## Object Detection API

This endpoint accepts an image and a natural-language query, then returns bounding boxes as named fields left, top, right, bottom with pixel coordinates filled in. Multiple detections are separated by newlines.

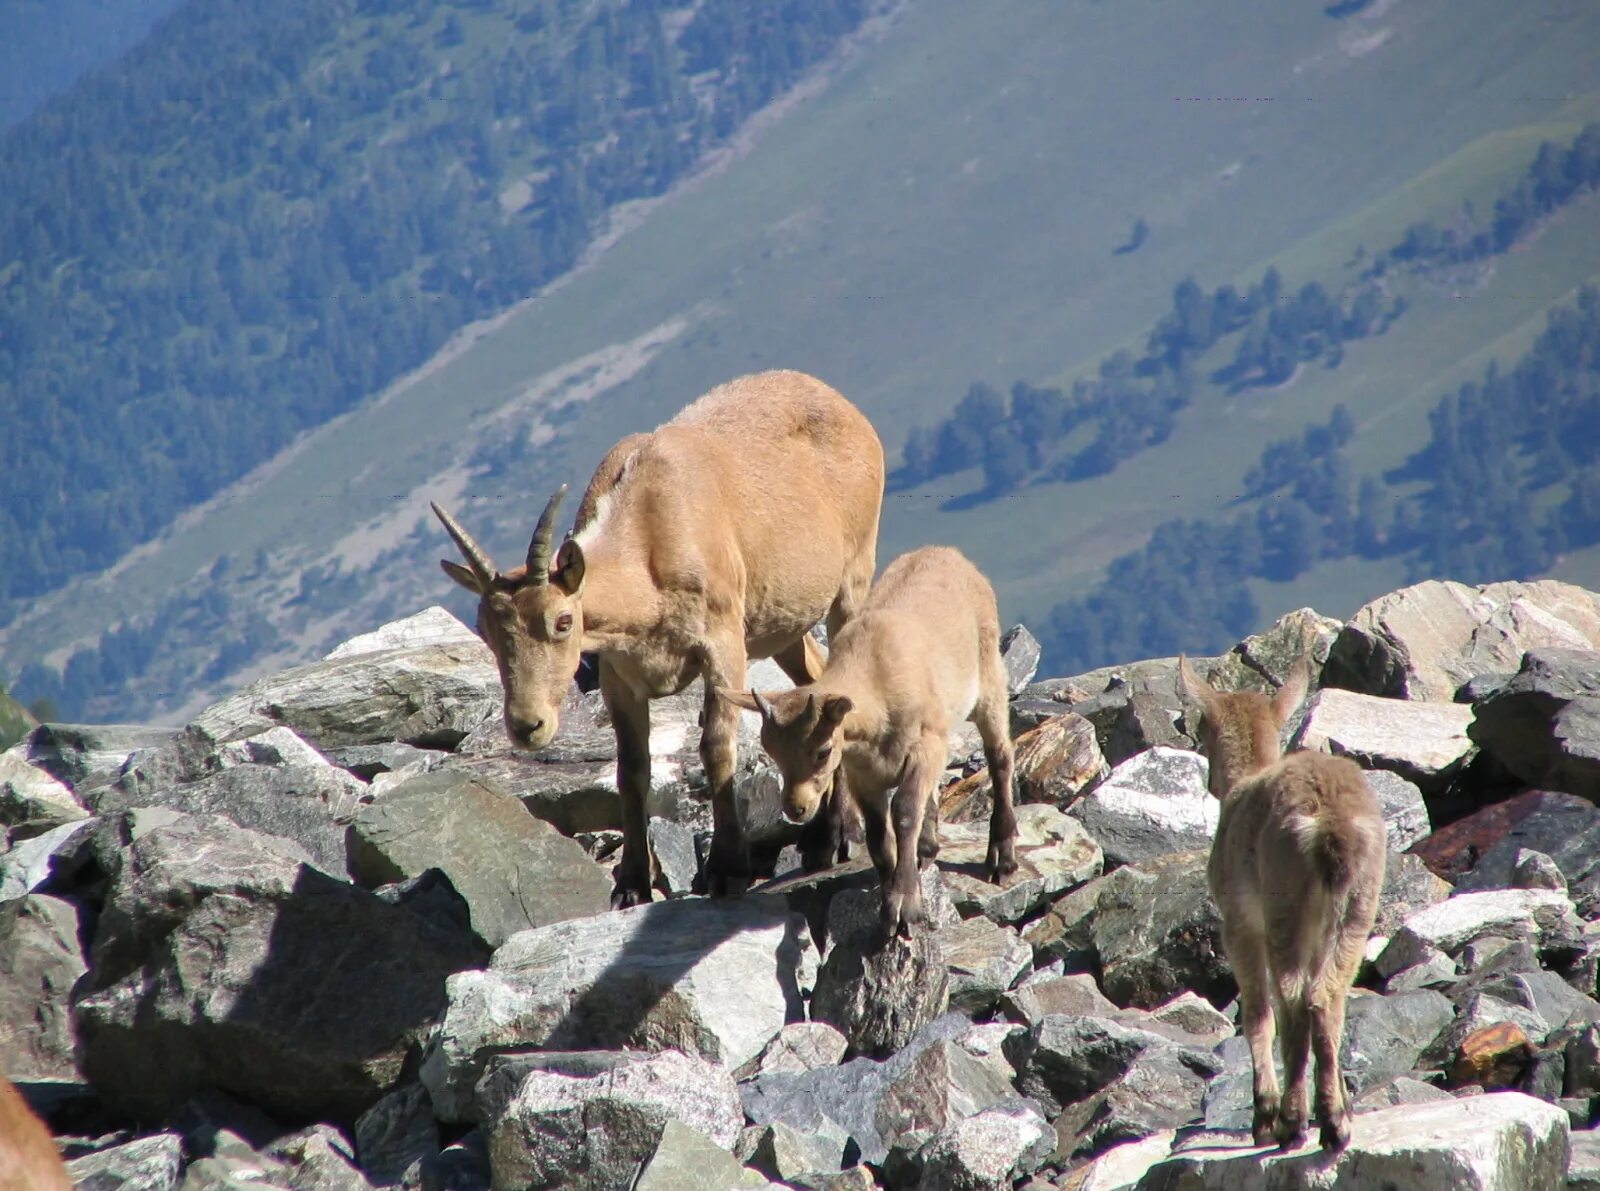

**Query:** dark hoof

left=1319, top=1117, right=1350, bottom=1152
left=986, top=841, right=1018, bottom=885
left=610, top=882, right=653, bottom=910
left=1251, top=1104, right=1279, bottom=1148
left=879, top=890, right=926, bottom=939
left=695, top=842, right=752, bottom=897
left=1275, top=1117, right=1307, bottom=1152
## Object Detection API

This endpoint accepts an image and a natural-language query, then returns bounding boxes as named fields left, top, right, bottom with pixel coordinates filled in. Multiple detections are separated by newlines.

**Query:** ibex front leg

left=601, top=660, right=655, bottom=909
left=882, top=735, right=939, bottom=938
left=697, top=638, right=751, bottom=897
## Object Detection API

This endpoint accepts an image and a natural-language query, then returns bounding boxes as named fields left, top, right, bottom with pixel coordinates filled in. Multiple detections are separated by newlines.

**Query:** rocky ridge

left=5, top=579, right=1600, bottom=1188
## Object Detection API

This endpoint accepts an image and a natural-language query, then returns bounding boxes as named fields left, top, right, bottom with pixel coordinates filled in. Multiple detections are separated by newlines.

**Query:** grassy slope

left=8, top=0, right=1600, bottom=709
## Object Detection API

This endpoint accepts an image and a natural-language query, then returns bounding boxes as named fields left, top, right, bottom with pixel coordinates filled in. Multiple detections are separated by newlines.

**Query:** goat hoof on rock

left=1318, top=1113, right=1351, bottom=1153
left=697, top=839, right=752, bottom=898
left=1274, top=1114, right=1307, bottom=1153
left=879, top=890, right=925, bottom=940
left=985, top=840, right=1017, bottom=885
left=611, top=880, right=653, bottom=911
left=1251, top=1098, right=1279, bottom=1148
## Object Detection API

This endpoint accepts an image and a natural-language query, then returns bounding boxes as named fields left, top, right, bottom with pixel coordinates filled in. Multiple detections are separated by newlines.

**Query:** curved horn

left=526, top=484, right=569, bottom=583
left=431, top=502, right=496, bottom=586
left=753, top=690, right=775, bottom=722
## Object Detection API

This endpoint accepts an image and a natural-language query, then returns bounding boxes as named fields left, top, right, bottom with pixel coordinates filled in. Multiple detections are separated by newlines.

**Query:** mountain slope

left=9, top=0, right=1600, bottom=720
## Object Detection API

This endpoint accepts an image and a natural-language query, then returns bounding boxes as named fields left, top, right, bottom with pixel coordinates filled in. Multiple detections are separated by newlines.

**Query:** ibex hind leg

left=972, top=662, right=1017, bottom=884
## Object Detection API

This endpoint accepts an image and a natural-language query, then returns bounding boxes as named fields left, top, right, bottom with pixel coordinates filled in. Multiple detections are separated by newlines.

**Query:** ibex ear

left=553, top=539, right=586, bottom=595
left=1176, top=655, right=1214, bottom=708
left=1272, top=656, right=1313, bottom=726
left=440, top=559, right=485, bottom=594
left=720, top=688, right=763, bottom=714
left=820, top=695, right=854, bottom=726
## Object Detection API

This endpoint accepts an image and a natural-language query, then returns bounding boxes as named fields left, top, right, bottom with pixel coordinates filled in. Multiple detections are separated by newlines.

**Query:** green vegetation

left=0, top=0, right=869, bottom=613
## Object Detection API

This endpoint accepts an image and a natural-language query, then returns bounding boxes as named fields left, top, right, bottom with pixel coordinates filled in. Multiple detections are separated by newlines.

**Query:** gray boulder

left=1133, top=1091, right=1569, bottom=1190
left=354, top=1084, right=439, bottom=1187
left=742, top=1118, right=852, bottom=1183
left=732, top=1022, right=849, bottom=1081
left=1323, top=578, right=1600, bottom=701
left=0, top=893, right=87, bottom=1080
left=1291, top=686, right=1475, bottom=793
left=941, top=915, right=1032, bottom=1016
left=0, top=751, right=88, bottom=841
left=637, top=1119, right=780, bottom=1191
left=1087, top=851, right=1230, bottom=1009
left=1339, top=989, right=1456, bottom=1095
left=1067, top=747, right=1215, bottom=869
left=1469, top=647, right=1600, bottom=800
left=1000, top=625, right=1043, bottom=695
left=1206, top=607, right=1343, bottom=696
left=67, top=1134, right=185, bottom=1191
left=1376, top=889, right=1585, bottom=980
left=811, top=895, right=949, bottom=1060
left=1366, top=769, right=1430, bottom=852
left=348, top=770, right=611, bottom=947
left=481, top=1049, right=742, bottom=1191
left=1374, top=851, right=1452, bottom=937
left=0, top=817, right=93, bottom=903
left=422, top=895, right=816, bottom=1120
left=915, top=1102, right=1054, bottom=1191
left=10, top=722, right=178, bottom=798
left=74, top=813, right=485, bottom=1122
left=1003, top=1013, right=1220, bottom=1120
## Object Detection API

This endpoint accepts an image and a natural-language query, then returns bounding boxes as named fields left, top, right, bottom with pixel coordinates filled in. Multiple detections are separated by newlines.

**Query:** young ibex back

left=726, top=547, right=1018, bottom=936
left=1, top=1073, right=70, bottom=1191
left=1178, top=656, right=1386, bottom=1152
left=434, top=370, right=883, bottom=906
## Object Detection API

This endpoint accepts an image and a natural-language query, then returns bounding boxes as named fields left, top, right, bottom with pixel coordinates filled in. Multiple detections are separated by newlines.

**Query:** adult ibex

left=0, top=1073, right=70, bottom=1191
left=434, top=370, right=883, bottom=906
left=1177, top=656, right=1386, bottom=1152
left=725, top=546, right=1017, bottom=936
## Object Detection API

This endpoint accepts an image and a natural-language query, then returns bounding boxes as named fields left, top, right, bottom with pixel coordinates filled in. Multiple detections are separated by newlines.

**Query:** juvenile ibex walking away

left=1, top=1073, right=70, bottom=1191
left=725, top=546, right=1018, bottom=937
left=434, top=371, right=883, bottom=907
left=1177, top=656, right=1386, bottom=1152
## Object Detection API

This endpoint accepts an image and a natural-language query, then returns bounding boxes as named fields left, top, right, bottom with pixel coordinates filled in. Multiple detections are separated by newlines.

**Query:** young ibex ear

left=553, top=539, right=587, bottom=596
left=1272, top=655, right=1313, bottom=727
left=820, top=695, right=854, bottom=726
left=720, top=689, right=775, bottom=721
left=1176, top=654, right=1216, bottom=714
left=440, top=559, right=486, bottom=594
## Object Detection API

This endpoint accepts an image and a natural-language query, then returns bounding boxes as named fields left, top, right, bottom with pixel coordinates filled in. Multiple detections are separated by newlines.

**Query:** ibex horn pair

left=432, top=485, right=567, bottom=586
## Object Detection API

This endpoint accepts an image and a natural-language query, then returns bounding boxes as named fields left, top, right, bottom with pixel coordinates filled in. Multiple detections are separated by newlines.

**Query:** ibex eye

left=555, top=612, right=574, bottom=634
left=815, top=745, right=832, bottom=763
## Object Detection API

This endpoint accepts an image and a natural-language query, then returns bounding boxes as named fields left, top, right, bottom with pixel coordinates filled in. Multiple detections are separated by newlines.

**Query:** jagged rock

left=1147, top=992, right=1234, bottom=1044
left=915, top=1102, right=1054, bottom=1191
left=1001, top=625, right=1043, bottom=695
left=1323, top=578, right=1600, bottom=702
left=1353, top=1075, right=1457, bottom=1110
left=742, top=1015, right=985, bottom=1167
left=1001, top=973, right=1120, bottom=1026
left=328, top=607, right=481, bottom=658
left=1338, top=989, right=1455, bottom=1095
left=733, top=1022, right=849, bottom=1081
left=354, top=1084, right=439, bottom=1187
left=348, top=770, right=611, bottom=947
left=94, top=759, right=366, bottom=877
left=1374, top=851, right=1452, bottom=937
left=1004, top=1013, right=1220, bottom=1121
left=877, top=1039, right=1027, bottom=1172
left=648, top=816, right=700, bottom=895
left=1067, top=747, right=1215, bottom=869
left=0, top=893, right=87, bottom=1080
left=637, top=1119, right=781, bottom=1190
left=1021, top=877, right=1105, bottom=974
left=941, top=714, right=1105, bottom=823
left=0, top=752, right=88, bottom=841
left=1513, top=848, right=1569, bottom=892
left=11, top=722, right=179, bottom=798
left=942, top=915, right=1032, bottom=1015
left=325, top=742, right=447, bottom=782
left=1383, top=944, right=1459, bottom=993
left=422, top=895, right=816, bottom=1120
left=1441, top=792, right=1600, bottom=918
left=1469, top=647, right=1600, bottom=800
left=74, top=813, right=485, bottom=1122
left=1450, top=967, right=1600, bottom=1039
left=1571, top=1129, right=1600, bottom=1190
left=1376, top=889, right=1585, bottom=979
left=1291, top=687, right=1475, bottom=792
left=743, top=1119, right=851, bottom=1184
left=1087, top=850, right=1230, bottom=1010
left=66, top=1134, right=185, bottom=1191
left=1366, top=769, right=1430, bottom=851
left=0, top=817, right=93, bottom=902
left=1450, top=1021, right=1535, bottom=1090
left=1065, top=1132, right=1179, bottom=1191
left=481, top=1049, right=742, bottom=1191
left=1065, top=660, right=1195, bottom=769
left=1134, top=1091, right=1569, bottom=1190
left=1056, top=1044, right=1216, bottom=1161
left=189, top=631, right=502, bottom=752
left=812, top=904, right=949, bottom=1059
left=107, top=723, right=332, bottom=801
left=1206, top=608, right=1343, bottom=696
left=939, top=804, right=1103, bottom=924
left=263, top=1124, right=375, bottom=1191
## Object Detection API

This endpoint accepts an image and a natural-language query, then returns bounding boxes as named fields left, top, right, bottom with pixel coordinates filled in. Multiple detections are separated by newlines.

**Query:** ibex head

left=434, top=487, right=585, bottom=750
left=1177, top=655, right=1310, bottom=797
left=722, top=687, right=853, bottom=824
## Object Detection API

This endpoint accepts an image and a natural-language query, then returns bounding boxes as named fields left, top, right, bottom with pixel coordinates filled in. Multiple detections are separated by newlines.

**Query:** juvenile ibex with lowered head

left=725, top=546, right=1018, bottom=936
left=1178, top=656, right=1386, bottom=1152
left=434, top=370, right=883, bottom=906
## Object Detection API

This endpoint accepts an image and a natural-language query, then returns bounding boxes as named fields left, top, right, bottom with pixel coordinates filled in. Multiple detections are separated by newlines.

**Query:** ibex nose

left=507, top=715, right=546, bottom=746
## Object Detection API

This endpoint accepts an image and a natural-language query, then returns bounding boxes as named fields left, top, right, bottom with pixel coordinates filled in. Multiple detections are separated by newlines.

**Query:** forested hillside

left=0, top=0, right=872, bottom=613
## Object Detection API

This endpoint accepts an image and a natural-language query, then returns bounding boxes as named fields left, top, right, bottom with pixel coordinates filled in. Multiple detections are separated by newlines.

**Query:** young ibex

left=1, top=1073, right=70, bottom=1191
left=1177, top=656, right=1386, bottom=1152
left=433, top=370, right=883, bottom=907
left=725, top=547, right=1018, bottom=936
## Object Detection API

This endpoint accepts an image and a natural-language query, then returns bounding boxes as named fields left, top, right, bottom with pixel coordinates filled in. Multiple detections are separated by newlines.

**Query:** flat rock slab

left=1377, top=889, right=1583, bottom=978
left=1323, top=578, right=1600, bottom=702
left=1067, top=747, right=1215, bottom=869
left=422, top=895, right=817, bottom=1120
left=1291, top=687, right=1475, bottom=791
left=939, top=804, right=1103, bottom=924
left=349, top=770, right=611, bottom=947
left=1128, top=1091, right=1569, bottom=1190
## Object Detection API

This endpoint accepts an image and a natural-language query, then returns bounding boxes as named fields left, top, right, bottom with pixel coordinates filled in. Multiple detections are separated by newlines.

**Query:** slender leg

left=601, top=660, right=654, bottom=909
left=918, top=795, right=940, bottom=867
left=972, top=662, right=1018, bottom=883
left=1314, top=919, right=1370, bottom=1150
left=1275, top=988, right=1312, bottom=1151
left=696, top=636, right=751, bottom=897
left=882, top=735, right=939, bottom=937
left=862, top=796, right=895, bottom=883
left=1225, top=925, right=1281, bottom=1146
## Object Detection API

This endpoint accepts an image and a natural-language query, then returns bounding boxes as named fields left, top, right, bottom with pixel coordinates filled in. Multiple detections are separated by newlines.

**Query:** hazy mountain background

left=3, top=0, right=1599, bottom=732
left=0, top=0, right=185, bottom=127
